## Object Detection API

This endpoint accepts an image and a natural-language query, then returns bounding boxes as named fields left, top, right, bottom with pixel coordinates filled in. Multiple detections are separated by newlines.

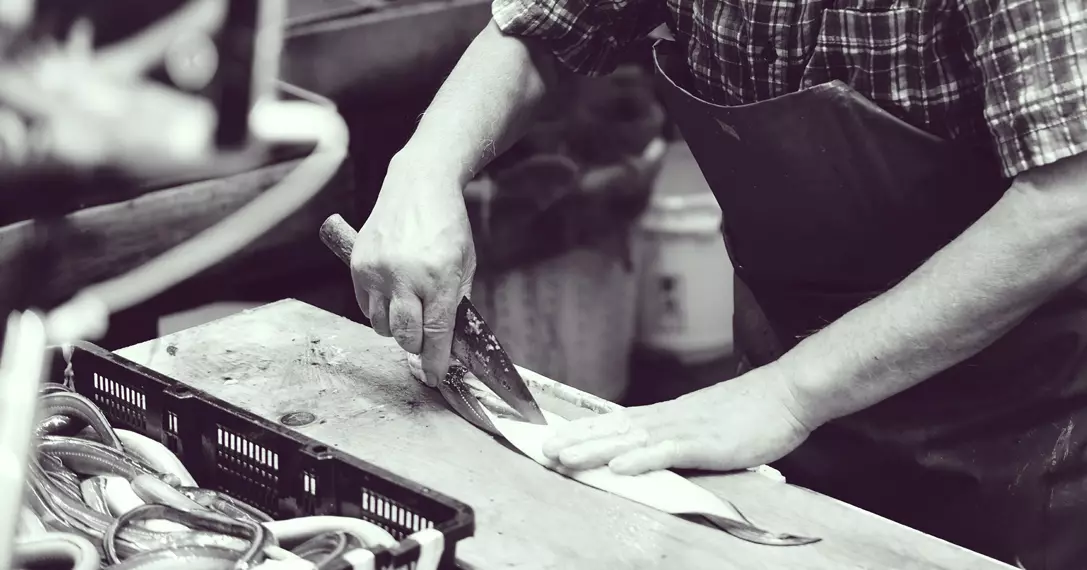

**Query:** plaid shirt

left=492, top=0, right=1087, bottom=178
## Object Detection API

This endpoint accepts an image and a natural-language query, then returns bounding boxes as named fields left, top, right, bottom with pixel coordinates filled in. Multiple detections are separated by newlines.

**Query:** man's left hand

left=541, top=365, right=818, bottom=476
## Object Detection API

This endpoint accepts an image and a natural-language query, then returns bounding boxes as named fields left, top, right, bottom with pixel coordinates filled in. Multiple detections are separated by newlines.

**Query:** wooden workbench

left=117, top=299, right=1015, bottom=570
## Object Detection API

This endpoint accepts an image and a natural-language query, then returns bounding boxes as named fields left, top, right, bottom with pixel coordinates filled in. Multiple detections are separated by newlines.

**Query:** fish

left=103, top=504, right=269, bottom=567
left=116, top=429, right=198, bottom=487
left=37, top=436, right=157, bottom=479
left=38, top=392, right=123, bottom=450
left=263, top=517, right=396, bottom=550
left=28, top=462, right=247, bottom=560
left=180, top=488, right=274, bottom=524
left=79, top=477, right=112, bottom=516
left=35, top=414, right=82, bottom=437
left=290, top=531, right=363, bottom=570
left=130, top=474, right=207, bottom=513
left=24, top=381, right=402, bottom=570
left=40, top=454, right=82, bottom=500
left=108, top=545, right=242, bottom=570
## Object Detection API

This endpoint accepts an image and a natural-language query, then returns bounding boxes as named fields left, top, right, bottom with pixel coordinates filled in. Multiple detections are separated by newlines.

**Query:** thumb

left=419, top=287, right=462, bottom=388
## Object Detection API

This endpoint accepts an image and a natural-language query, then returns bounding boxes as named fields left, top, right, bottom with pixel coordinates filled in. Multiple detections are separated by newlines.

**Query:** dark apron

left=650, top=39, right=1087, bottom=569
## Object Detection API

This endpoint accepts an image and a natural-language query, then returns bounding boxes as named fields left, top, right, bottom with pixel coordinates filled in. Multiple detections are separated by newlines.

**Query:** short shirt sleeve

left=958, top=0, right=1087, bottom=178
left=491, top=0, right=665, bottom=76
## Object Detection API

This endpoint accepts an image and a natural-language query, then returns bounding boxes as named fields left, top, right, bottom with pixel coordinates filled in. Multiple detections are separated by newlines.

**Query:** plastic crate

left=46, top=341, right=475, bottom=570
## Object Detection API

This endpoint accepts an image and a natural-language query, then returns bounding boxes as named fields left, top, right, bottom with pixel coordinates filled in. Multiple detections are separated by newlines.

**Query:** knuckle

left=350, top=261, right=383, bottom=292
left=668, top=440, right=696, bottom=464
left=349, top=243, right=376, bottom=273
left=420, top=254, right=463, bottom=286
left=610, top=412, right=635, bottom=434
left=422, top=306, right=455, bottom=331
left=393, top=331, right=420, bottom=352
left=653, top=440, right=678, bottom=464
left=630, top=427, right=652, bottom=447
left=391, top=313, right=415, bottom=332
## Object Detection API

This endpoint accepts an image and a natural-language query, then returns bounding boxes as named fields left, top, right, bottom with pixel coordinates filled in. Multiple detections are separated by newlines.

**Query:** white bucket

left=635, top=185, right=734, bottom=364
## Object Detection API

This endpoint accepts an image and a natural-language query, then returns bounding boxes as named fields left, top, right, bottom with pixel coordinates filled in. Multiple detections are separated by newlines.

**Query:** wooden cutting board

left=117, top=299, right=1015, bottom=570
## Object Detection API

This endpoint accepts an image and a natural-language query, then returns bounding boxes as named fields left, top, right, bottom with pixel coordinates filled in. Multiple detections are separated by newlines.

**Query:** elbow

left=523, top=36, right=568, bottom=95
left=1008, top=152, right=1087, bottom=245
left=1002, top=152, right=1087, bottom=288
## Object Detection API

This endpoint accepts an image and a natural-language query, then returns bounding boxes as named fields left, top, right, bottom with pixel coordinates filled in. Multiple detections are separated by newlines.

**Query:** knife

left=318, top=214, right=547, bottom=426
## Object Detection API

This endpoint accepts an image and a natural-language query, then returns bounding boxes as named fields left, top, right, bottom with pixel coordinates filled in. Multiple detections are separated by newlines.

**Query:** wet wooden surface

left=117, top=299, right=1016, bottom=570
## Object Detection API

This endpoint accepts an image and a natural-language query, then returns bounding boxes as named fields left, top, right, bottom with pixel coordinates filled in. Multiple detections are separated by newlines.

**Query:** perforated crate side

left=192, top=395, right=308, bottom=518
left=329, top=457, right=474, bottom=570
left=67, top=342, right=183, bottom=454
left=54, top=342, right=475, bottom=569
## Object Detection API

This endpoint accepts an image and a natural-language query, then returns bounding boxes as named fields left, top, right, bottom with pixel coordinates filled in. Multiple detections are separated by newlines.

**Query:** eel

left=37, top=436, right=157, bottom=480
left=39, top=392, right=123, bottom=450
left=263, top=517, right=396, bottom=550
left=181, top=488, right=274, bottom=524
left=28, top=462, right=247, bottom=559
left=289, top=531, right=364, bottom=570
left=108, top=545, right=241, bottom=570
left=103, top=504, right=271, bottom=567
left=116, top=429, right=198, bottom=487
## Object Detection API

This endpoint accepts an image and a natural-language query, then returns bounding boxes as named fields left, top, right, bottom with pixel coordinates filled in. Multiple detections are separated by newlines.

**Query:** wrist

left=393, top=125, right=486, bottom=184
left=762, top=358, right=837, bottom=431
left=386, top=144, right=473, bottom=193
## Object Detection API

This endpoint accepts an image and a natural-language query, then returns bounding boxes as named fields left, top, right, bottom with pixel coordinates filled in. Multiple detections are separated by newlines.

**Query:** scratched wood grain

left=117, top=299, right=1015, bottom=570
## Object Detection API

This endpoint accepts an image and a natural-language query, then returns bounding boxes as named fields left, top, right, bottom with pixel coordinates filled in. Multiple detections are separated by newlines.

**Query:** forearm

left=392, top=20, right=563, bottom=187
left=775, top=154, right=1087, bottom=427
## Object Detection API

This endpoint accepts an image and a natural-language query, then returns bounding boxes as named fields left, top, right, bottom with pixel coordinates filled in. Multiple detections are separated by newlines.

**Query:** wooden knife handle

left=319, top=213, right=356, bottom=266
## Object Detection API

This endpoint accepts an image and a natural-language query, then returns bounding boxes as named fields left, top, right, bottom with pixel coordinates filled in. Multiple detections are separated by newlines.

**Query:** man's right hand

left=350, top=159, right=477, bottom=388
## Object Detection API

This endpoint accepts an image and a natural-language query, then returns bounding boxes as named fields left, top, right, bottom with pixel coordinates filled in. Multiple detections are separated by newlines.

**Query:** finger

left=351, top=271, right=371, bottom=319
left=541, top=412, right=635, bottom=460
left=405, top=352, right=426, bottom=385
left=419, top=287, right=461, bottom=388
left=554, top=429, right=651, bottom=470
left=388, top=293, right=424, bottom=355
left=67, top=19, right=95, bottom=59
left=368, top=293, right=391, bottom=337
left=608, top=440, right=682, bottom=476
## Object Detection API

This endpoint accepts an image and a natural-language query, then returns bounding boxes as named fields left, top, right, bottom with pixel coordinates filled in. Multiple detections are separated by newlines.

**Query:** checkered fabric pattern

left=492, top=0, right=1087, bottom=178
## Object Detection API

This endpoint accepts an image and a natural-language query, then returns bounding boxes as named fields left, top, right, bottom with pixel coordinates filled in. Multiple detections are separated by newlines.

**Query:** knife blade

left=451, top=297, right=547, bottom=425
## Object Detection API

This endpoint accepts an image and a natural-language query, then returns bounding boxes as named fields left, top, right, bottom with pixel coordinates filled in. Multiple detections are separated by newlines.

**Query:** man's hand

left=346, top=21, right=558, bottom=387
left=541, top=364, right=817, bottom=475
left=350, top=161, right=477, bottom=387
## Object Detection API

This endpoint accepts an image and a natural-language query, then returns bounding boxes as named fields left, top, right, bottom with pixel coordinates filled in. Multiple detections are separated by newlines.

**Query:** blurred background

left=1, top=0, right=738, bottom=407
